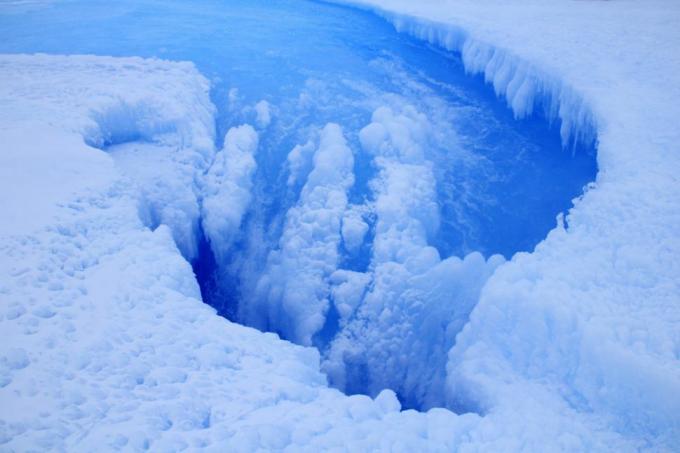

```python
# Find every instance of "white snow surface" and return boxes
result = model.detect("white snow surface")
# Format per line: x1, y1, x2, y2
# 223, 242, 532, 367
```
1, 0, 680, 449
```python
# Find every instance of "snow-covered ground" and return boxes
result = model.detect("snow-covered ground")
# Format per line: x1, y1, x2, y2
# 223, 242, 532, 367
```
1, 0, 679, 451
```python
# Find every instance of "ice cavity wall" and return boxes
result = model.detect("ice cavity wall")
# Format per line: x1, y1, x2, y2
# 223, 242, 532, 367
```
244, 124, 355, 345
322, 106, 504, 409
201, 124, 259, 264
337, 1, 597, 149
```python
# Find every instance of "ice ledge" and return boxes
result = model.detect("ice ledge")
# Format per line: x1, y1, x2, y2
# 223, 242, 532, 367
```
329, 1, 597, 149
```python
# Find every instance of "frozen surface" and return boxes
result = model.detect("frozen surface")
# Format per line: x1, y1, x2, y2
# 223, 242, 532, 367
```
1, 0, 678, 450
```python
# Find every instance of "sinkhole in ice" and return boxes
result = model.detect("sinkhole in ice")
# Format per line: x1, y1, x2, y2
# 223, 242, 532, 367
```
1, 0, 597, 412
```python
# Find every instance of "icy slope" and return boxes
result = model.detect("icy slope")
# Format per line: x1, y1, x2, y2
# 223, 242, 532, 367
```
332, 0, 680, 446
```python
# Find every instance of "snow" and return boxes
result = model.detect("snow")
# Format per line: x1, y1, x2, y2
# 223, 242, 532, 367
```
201, 124, 259, 263
0, 54, 215, 261
1, 0, 679, 450
0, 54, 479, 451
332, 0, 680, 447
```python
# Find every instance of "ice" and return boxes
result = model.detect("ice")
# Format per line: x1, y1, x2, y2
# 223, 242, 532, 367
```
334, 0, 680, 447
341, 207, 369, 254
0, 54, 215, 260
325, 107, 506, 406
247, 123, 355, 346
201, 124, 259, 263
254, 100, 272, 129
0, 56, 476, 448
2, 0, 678, 449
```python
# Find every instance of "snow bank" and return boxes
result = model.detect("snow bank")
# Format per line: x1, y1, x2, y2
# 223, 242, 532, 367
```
331, 0, 680, 448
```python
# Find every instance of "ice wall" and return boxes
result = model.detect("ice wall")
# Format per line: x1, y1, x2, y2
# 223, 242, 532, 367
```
323, 105, 504, 409
1, 54, 481, 451
336, 2, 598, 149
201, 124, 259, 263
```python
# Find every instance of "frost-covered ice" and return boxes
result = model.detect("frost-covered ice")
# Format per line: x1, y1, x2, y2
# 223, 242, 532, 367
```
322, 105, 505, 409
1, 0, 679, 451
201, 124, 259, 263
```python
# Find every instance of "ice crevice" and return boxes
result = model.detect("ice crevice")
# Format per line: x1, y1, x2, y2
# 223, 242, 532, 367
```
182, 8, 602, 414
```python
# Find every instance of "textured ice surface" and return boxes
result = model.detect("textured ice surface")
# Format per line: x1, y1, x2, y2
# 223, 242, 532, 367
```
1, 0, 678, 450
0, 0, 597, 414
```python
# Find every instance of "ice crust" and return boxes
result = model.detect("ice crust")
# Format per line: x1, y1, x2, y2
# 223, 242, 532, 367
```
1, 0, 680, 449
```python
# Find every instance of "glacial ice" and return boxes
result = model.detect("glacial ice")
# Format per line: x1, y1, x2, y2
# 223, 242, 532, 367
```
1, 0, 678, 450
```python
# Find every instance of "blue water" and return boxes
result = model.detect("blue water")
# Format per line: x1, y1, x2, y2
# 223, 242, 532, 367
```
1, 0, 596, 399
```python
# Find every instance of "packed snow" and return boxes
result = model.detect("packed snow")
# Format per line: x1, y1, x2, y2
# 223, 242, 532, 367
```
1, 0, 679, 451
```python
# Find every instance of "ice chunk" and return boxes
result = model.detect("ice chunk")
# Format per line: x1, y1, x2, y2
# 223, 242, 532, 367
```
341, 208, 369, 253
